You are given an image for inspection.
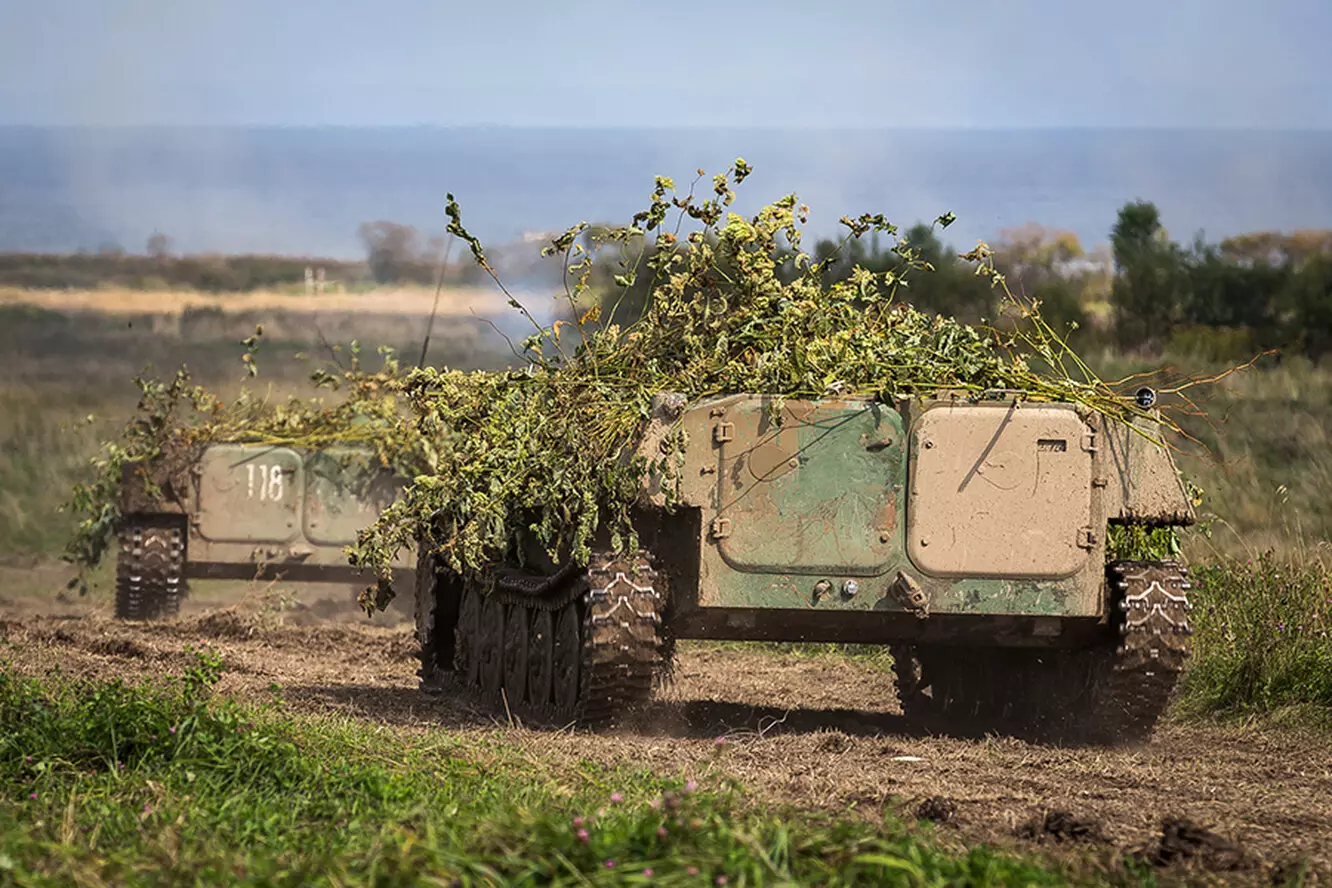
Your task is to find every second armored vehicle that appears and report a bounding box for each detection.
[116,444,414,620]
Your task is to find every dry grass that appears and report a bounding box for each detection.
[0,284,508,318]
[1088,349,1332,561]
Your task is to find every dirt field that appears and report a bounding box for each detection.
[2,583,1329,882]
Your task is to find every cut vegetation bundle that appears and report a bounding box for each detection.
[342,162,1201,607]
[66,162,1216,604]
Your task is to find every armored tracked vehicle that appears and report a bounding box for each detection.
[115,445,414,620]
[414,389,1195,744]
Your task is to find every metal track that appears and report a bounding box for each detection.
[114,520,187,621]
[423,550,669,728]
[1076,558,1194,743]
[892,559,1192,745]
[414,548,448,693]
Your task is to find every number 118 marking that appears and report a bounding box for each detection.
[245,464,286,502]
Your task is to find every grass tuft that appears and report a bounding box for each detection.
[1177,553,1332,727]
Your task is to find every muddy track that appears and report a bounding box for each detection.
[2,610,1329,882]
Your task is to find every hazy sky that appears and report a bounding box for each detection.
[1,0,1329,128]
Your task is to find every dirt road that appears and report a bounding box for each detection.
[2,593,1329,882]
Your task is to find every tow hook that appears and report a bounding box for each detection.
[890,570,930,619]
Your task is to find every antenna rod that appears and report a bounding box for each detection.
[419,232,456,369]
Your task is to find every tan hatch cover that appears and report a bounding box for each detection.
[906,404,1094,579]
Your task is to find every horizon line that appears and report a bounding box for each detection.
[3,122,1331,133]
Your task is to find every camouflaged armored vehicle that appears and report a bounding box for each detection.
[414,388,1195,744]
[115,444,414,620]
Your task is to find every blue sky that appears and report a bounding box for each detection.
[1,0,1329,128]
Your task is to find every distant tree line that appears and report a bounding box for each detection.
[1103,203,1332,361]
[3,205,1328,363]
[575,200,1332,364]
[808,203,1332,363]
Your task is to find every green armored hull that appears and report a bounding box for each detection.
[415,390,1195,745]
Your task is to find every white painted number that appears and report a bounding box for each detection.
[244,464,285,502]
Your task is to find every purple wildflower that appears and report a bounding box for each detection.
[610,792,623,803]
[604,859,616,869]
[576,829,590,843]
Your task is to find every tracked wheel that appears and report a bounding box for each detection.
[477,594,505,696]
[457,582,482,687]
[893,560,1193,746]
[526,609,554,709]
[445,550,668,728]
[502,605,529,707]
[114,518,187,621]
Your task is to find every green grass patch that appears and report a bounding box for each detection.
[1177,554,1332,727]
[0,651,1130,887]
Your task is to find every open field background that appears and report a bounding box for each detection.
[1,285,1330,884]
[4,285,1330,573]
[0,284,507,316]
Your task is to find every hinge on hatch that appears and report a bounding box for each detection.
[1080,429,1098,454]
[710,517,732,539]
[713,422,735,444]
[1076,526,1099,549]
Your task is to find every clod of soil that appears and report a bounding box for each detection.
[87,637,150,659]
[383,635,420,663]
[915,796,958,823]
[188,610,258,640]
[815,731,854,754]
[1017,810,1107,844]
[1132,817,1250,871]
